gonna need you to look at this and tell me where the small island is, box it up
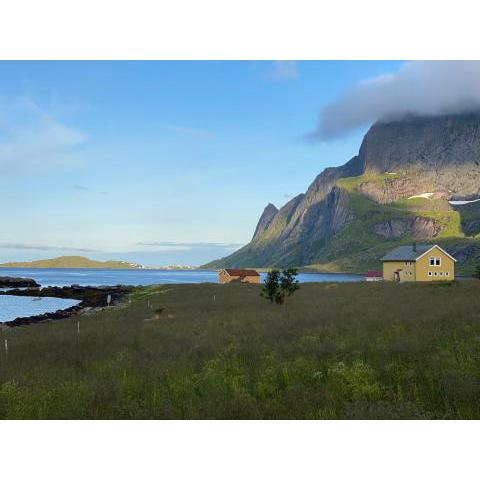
[0,255,145,269]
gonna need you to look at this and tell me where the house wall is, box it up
[219,270,230,284]
[241,275,261,284]
[383,261,415,282]
[218,271,261,284]
[415,247,455,281]
[383,261,404,281]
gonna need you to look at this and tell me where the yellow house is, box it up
[219,269,261,284]
[381,244,456,282]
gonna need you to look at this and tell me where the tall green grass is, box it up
[1,281,480,419]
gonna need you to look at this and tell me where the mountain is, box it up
[0,256,144,269]
[206,113,480,274]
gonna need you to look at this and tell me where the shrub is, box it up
[474,265,480,280]
[261,269,299,305]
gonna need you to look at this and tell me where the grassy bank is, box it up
[1,281,480,419]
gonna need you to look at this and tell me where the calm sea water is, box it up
[0,296,80,323]
[0,268,362,322]
[0,267,362,287]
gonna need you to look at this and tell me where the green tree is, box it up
[261,268,299,305]
[474,264,480,280]
[261,269,283,304]
[280,268,300,299]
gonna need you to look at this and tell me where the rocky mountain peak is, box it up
[206,113,480,273]
[359,114,480,196]
[251,203,279,242]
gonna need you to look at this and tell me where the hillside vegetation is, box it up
[207,114,480,274]
[2,282,480,419]
[0,256,142,269]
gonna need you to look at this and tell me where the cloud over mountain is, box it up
[308,61,480,140]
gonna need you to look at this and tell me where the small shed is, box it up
[219,269,261,284]
[366,270,383,282]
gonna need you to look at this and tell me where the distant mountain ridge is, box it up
[206,113,480,274]
[0,256,144,269]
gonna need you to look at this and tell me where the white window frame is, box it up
[429,257,441,267]
[428,271,432,276]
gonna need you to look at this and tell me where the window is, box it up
[434,272,438,276]
[446,271,449,276]
[440,272,443,276]
[429,257,441,266]
[428,271,432,276]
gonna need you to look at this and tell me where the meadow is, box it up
[1,281,480,419]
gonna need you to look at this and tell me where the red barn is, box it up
[219,269,261,284]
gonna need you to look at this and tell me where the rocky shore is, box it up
[0,284,132,327]
[0,276,40,288]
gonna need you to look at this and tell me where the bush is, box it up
[261,268,299,305]
[474,265,480,280]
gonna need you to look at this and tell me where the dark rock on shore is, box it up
[0,276,40,288]
[0,285,132,327]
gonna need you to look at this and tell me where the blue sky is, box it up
[0,60,405,265]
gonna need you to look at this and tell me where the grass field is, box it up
[1,281,480,419]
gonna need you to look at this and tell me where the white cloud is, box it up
[307,61,480,140]
[269,61,299,80]
[0,97,87,174]
[0,242,99,252]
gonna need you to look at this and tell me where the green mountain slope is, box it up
[205,114,480,274]
[0,256,144,269]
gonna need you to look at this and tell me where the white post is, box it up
[77,320,80,335]
[107,294,112,306]
[213,295,216,302]
[4,338,8,357]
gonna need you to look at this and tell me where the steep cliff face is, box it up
[206,114,480,273]
[358,114,480,196]
[251,203,279,242]
[373,217,441,239]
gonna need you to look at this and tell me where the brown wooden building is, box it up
[218,269,261,284]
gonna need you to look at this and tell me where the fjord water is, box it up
[0,268,362,322]
[0,296,81,323]
[0,268,362,287]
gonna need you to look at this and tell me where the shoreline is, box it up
[0,285,132,327]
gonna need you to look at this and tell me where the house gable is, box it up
[414,245,457,263]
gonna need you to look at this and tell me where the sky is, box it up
[0,60,409,265]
